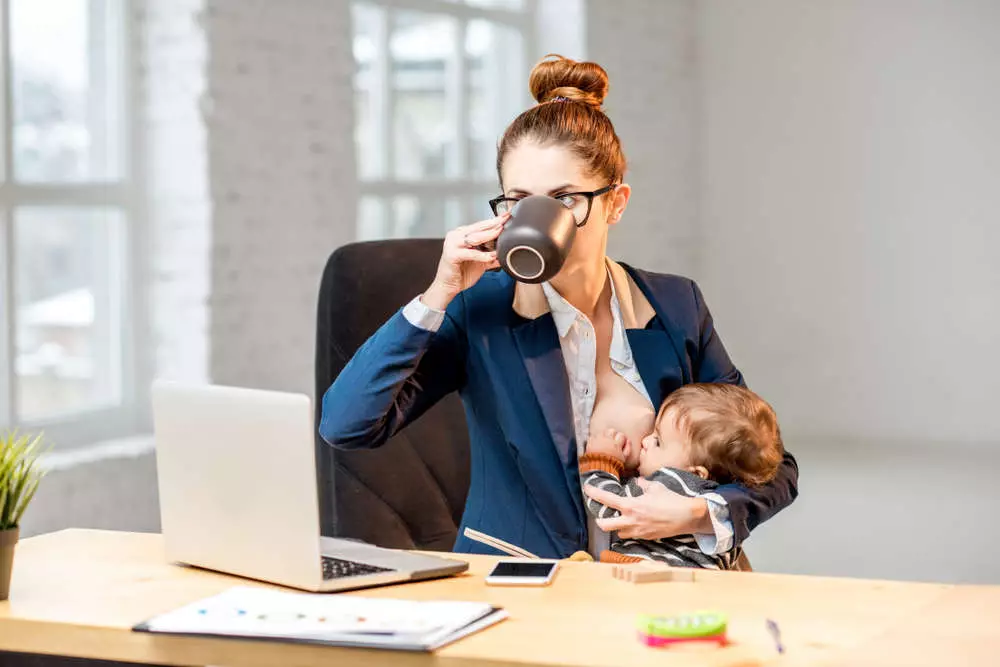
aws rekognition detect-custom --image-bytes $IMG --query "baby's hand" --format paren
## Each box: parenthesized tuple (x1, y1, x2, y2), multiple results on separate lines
(585, 428, 631, 463)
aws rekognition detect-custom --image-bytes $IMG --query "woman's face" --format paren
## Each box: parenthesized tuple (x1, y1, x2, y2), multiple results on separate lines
(499, 141, 630, 274)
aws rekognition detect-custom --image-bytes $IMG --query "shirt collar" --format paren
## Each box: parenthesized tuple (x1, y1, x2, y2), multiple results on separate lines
(541, 272, 633, 365)
(607, 278, 631, 366)
(540, 281, 579, 338)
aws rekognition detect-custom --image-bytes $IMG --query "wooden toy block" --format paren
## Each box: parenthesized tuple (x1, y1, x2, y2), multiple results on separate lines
(611, 562, 696, 583)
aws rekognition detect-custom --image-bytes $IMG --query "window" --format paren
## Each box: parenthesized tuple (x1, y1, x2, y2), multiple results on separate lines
(0, 0, 140, 447)
(352, 0, 533, 240)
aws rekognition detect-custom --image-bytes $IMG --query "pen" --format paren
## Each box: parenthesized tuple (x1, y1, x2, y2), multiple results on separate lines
(766, 619, 784, 654)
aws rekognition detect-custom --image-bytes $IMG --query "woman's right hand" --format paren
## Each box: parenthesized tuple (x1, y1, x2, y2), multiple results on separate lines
(421, 213, 510, 310)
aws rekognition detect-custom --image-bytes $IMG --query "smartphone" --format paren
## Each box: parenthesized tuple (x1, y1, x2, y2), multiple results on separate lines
(484, 559, 560, 586)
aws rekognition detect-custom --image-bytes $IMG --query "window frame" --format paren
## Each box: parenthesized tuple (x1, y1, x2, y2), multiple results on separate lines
(353, 0, 538, 239)
(0, 0, 147, 448)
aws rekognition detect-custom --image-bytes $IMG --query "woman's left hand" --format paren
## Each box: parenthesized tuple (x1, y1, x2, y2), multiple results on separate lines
(583, 478, 713, 540)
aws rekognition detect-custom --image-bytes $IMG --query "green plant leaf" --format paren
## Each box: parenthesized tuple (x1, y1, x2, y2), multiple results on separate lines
(0, 484, 8, 528)
(0, 430, 48, 530)
(13, 477, 40, 526)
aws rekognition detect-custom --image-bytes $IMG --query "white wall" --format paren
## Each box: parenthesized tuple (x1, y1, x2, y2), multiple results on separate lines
(588, 0, 699, 277)
(693, 0, 1000, 584)
(696, 0, 1000, 446)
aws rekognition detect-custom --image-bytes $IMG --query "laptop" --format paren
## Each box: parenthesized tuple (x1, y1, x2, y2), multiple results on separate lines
(151, 381, 469, 592)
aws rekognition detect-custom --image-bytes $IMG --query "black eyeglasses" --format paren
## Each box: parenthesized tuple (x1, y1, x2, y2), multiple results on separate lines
(489, 184, 618, 227)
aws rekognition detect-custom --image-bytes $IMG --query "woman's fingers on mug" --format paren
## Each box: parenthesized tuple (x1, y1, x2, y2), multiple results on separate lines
(454, 247, 497, 264)
(462, 225, 504, 247)
(465, 212, 510, 232)
(455, 213, 510, 238)
(446, 217, 502, 250)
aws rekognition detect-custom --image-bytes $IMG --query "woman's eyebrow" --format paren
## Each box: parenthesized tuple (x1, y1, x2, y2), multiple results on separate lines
(506, 183, 578, 196)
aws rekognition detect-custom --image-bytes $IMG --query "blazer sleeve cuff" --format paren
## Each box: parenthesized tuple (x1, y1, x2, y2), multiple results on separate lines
(717, 484, 752, 547)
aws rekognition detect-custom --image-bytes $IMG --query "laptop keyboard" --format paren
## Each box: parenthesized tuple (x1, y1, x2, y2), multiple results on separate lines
(321, 555, 393, 580)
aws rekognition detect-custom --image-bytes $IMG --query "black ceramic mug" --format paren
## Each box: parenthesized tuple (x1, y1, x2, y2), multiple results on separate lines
(495, 195, 576, 283)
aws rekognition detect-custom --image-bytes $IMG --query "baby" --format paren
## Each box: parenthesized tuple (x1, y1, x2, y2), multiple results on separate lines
(581, 383, 784, 570)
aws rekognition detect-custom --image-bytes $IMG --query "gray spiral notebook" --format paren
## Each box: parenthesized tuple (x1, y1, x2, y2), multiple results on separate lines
(133, 586, 508, 652)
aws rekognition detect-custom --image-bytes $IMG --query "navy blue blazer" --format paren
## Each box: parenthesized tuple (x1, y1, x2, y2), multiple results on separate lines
(319, 263, 798, 558)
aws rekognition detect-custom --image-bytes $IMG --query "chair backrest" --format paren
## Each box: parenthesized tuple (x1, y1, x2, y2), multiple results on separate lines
(314, 239, 470, 551)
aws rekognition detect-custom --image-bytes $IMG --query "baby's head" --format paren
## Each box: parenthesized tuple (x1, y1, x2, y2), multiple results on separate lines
(638, 383, 784, 486)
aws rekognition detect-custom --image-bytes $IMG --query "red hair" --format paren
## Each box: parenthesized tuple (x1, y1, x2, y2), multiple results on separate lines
(497, 54, 627, 185)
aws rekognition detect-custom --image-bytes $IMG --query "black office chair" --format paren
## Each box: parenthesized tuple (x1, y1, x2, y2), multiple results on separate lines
(314, 239, 470, 552)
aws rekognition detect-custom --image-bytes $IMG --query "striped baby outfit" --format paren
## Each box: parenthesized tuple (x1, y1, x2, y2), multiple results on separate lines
(580, 453, 739, 570)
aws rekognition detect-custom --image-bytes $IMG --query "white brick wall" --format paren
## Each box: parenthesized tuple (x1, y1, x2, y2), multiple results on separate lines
(139, 0, 358, 396)
(137, 0, 211, 386)
(203, 0, 357, 396)
(588, 0, 699, 278)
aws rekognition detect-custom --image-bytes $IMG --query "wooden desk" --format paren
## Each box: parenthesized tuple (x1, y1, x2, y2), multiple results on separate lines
(0, 530, 997, 667)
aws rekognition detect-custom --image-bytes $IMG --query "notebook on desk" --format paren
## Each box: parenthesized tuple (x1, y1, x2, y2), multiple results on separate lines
(133, 586, 508, 652)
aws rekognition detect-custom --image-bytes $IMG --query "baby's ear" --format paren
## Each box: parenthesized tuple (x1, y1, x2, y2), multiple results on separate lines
(689, 465, 710, 480)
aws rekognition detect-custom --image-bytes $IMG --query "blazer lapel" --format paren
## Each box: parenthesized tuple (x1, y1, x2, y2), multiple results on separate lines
(627, 330, 686, 409)
(610, 260, 690, 406)
(509, 281, 587, 540)
(510, 314, 577, 471)
(621, 263, 694, 386)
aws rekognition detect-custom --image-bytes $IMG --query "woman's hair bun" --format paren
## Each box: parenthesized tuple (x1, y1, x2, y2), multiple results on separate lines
(529, 54, 608, 109)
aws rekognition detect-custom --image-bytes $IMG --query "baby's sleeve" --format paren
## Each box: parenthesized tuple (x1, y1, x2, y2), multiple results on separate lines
(579, 453, 629, 520)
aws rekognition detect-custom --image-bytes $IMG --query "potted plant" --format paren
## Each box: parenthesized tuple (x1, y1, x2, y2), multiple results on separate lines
(0, 431, 47, 601)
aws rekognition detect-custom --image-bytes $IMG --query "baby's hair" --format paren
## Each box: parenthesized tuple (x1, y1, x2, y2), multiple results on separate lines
(656, 383, 784, 487)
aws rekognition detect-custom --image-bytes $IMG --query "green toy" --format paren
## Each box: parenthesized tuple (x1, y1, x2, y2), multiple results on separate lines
(636, 611, 728, 646)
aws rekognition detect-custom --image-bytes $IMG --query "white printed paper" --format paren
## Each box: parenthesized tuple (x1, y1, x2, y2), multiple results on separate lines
(136, 586, 506, 651)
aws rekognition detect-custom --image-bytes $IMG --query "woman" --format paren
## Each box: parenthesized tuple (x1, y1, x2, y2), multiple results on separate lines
(320, 55, 798, 560)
